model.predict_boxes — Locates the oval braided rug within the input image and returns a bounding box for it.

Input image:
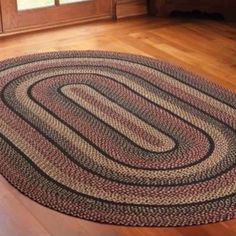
[0,51,236,227]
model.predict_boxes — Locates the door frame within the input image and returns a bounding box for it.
[0,0,112,33]
[0,1,3,33]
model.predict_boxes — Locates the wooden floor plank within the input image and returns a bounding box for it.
[0,178,51,236]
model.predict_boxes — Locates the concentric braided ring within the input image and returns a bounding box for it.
[0,51,236,226]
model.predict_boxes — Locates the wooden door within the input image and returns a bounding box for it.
[0,0,111,33]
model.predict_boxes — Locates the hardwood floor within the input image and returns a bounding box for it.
[0,16,236,236]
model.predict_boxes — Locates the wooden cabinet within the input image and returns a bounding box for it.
[227,0,236,19]
[116,0,147,19]
[151,0,236,20]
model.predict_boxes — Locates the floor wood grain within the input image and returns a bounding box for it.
[0,16,236,236]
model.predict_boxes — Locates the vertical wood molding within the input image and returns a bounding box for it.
[0,0,3,33]
[112,0,117,20]
[55,0,60,6]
